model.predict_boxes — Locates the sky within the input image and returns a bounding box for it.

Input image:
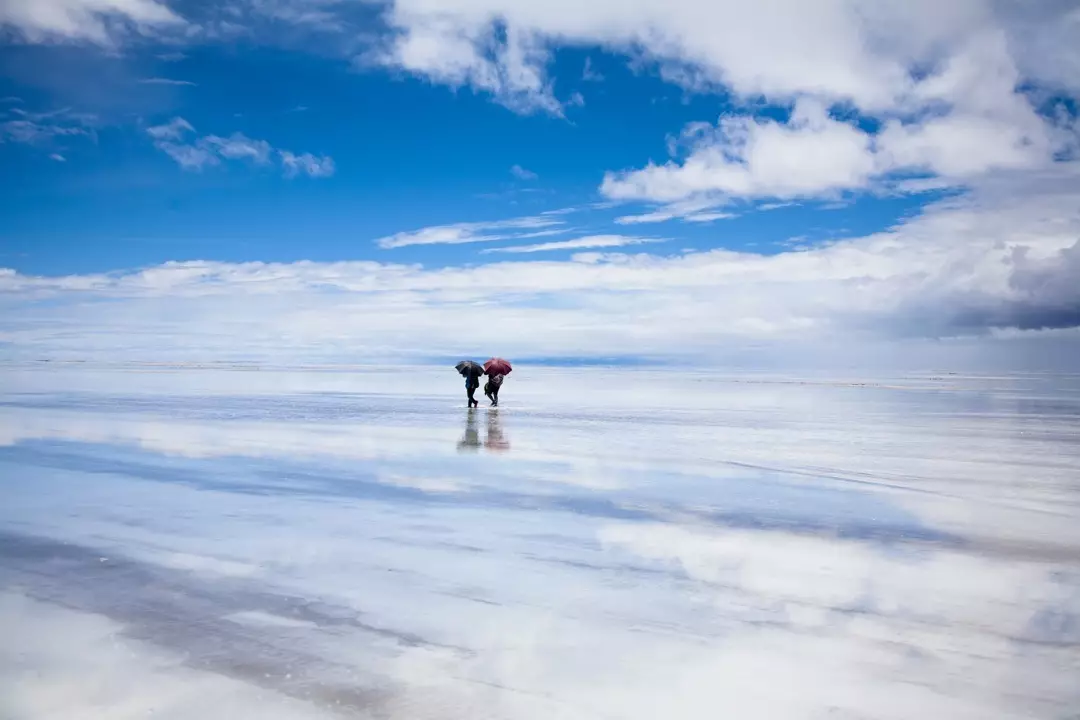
[1,0,1079,365]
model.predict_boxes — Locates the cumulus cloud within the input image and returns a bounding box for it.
[145,117,333,178]
[373,212,569,249]
[369,9,563,115]
[363,0,1079,219]
[370,1,1079,112]
[603,99,880,204]
[2,167,1079,362]
[0,0,183,45]
[601,88,1067,211]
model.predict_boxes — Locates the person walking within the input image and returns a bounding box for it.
[484,372,504,407]
[455,361,484,408]
[482,357,512,407]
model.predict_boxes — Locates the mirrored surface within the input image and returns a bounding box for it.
[2,363,1079,719]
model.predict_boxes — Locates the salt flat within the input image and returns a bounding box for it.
[1,363,1078,719]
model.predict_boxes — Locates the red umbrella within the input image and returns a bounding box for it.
[484,357,512,376]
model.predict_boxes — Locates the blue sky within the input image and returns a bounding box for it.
[0,38,940,276]
[1,0,1079,363]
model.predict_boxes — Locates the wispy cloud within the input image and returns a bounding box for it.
[582,57,603,82]
[0,106,95,150]
[280,150,335,178]
[48,153,66,162]
[145,116,192,141]
[510,164,537,181]
[483,235,663,254]
[616,198,736,225]
[616,209,735,225]
[145,117,333,178]
[137,78,197,86]
[374,213,569,249]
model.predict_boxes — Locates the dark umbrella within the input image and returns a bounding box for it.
[455,360,483,376]
[483,357,512,376]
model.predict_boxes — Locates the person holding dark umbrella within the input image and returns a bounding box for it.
[455,360,484,408]
[483,357,512,407]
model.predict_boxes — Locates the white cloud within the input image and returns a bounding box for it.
[280,150,336,178]
[0,119,87,144]
[145,118,333,178]
[366,0,1078,215]
[482,234,662,254]
[370,9,564,115]
[204,134,273,164]
[137,78,197,86]
[603,99,880,204]
[0,0,183,45]
[510,164,537,180]
[603,87,1069,210]
[2,166,1079,362]
[369,1,1077,113]
[0,107,96,159]
[581,56,603,82]
[145,116,194,141]
[374,213,568,249]
[616,198,737,225]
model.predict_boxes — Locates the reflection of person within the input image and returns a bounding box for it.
[483,372,504,407]
[484,409,510,452]
[457,409,481,452]
[463,365,483,408]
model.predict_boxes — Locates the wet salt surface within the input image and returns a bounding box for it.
[1,364,1079,719]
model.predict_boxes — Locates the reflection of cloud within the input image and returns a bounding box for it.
[585,522,1080,718]
[1,362,1077,718]
[2,365,1079,549]
[378,471,468,493]
[0,592,330,720]
[155,551,261,578]
[384,522,1080,720]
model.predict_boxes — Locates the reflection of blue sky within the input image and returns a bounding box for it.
[1,367,1079,719]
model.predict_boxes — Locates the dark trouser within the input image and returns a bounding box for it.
[484,378,501,406]
[466,383,479,407]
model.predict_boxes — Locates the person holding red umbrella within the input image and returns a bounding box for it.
[482,357,512,407]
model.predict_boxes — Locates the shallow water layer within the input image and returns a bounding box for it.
[1,363,1079,719]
